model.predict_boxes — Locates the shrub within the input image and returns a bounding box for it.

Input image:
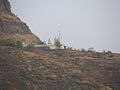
[0,39,23,48]
[15,41,23,48]
[26,44,35,49]
[37,41,44,45]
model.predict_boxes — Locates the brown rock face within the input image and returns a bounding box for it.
[0,0,11,12]
[0,0,41,44]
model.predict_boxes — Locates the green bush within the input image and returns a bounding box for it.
[26,44,35,49]
[0,39,22,48]
[37,41,44,45]
[0,39,15,46]
[15,41,23,48]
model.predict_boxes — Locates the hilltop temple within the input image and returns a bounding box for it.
[34,34,65,50]
[48,34,64,49]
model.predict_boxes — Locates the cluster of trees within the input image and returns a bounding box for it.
[0,39,23,48]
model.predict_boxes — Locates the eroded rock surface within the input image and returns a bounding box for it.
[0,0,41,44]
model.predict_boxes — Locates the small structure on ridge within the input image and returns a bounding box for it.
[48,34,65,49]
[34,34,65,50]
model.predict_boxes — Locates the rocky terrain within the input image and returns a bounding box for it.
[0,46,120,90]
[0,0,120,90]
[0,0,41,44]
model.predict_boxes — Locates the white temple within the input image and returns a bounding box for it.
[47,34,65,50]
[34,34,65,50]
[47,38,55,49]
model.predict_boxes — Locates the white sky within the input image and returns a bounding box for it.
[10,0,120,53]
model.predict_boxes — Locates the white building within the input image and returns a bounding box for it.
[54,34,64,49]
[47,34,65,50]
[34,34,65,50]
[22,42,28,48]
[47,38,55,49]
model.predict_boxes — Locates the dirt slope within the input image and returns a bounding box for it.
[0,46,120,90]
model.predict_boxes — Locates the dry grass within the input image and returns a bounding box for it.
[23,51,39,58]
[0,12,20,21]
[0,33,39,44]
[0,47,120,90]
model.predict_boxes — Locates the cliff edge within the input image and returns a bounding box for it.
[0,0,41,44]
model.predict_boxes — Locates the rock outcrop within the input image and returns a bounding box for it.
[0,0,11,12]
[0,0,41,44]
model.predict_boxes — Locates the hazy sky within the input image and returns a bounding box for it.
[10,0,120,53]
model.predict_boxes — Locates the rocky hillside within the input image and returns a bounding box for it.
[0,46,120,90]
[0,0,41,44]
[0,0,120,90]
[0,0,11,12]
